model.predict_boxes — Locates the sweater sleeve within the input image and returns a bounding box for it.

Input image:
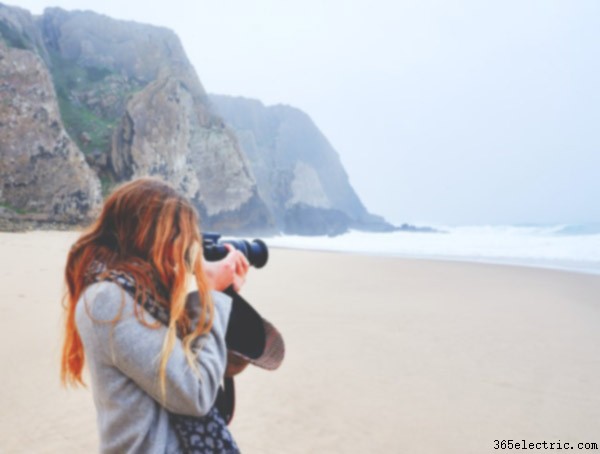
[75,281,232,417]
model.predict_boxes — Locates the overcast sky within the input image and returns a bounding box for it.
[16,0,600,226]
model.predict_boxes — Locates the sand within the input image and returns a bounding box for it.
[0,231,599,453]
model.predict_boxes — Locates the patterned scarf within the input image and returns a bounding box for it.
[89,266,241,454]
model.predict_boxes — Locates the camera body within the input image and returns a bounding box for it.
[202,232,269,268]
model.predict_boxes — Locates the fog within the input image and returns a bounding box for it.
[16,0,600,226]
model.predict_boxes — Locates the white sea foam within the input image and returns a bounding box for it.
[262,224,600,275]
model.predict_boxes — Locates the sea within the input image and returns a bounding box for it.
[263,223,600,276]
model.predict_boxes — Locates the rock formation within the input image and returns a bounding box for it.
[42,7,275,234]
[111,75,273,233]
[209,95,394,235]
[0,6,101,227]
[0,4,397,235]
[0,5,274,233]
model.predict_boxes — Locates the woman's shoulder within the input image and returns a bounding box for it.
[82,280,125,296]
[76,281,135,322]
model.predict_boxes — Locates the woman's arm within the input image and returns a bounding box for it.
[75,281,232,417]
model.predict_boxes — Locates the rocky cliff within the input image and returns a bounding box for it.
[209,95,394,235]
[0,4,394,235]
[0,5,101,227]
[41,7,274,234]
[0,5,274,233]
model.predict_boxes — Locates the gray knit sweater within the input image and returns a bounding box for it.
[75,281,232,454]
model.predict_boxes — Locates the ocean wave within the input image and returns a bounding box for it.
[263,224,600,275]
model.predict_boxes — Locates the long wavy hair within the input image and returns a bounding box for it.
[61,177,214,399]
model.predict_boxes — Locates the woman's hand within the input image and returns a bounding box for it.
[203,244,250,292]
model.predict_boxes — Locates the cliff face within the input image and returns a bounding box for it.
[111,75,273,233]
[41,7,275,234]
[40,8,193,84]
[209,95,394,235]
[0,4,389,235]
[0,6,101,226]
[0,5,274,233]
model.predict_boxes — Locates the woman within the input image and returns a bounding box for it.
[61,177,249,453]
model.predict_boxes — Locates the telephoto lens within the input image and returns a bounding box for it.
[202,233,269,268]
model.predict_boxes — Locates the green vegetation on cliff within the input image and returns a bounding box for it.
[49,51,118,155]
[0,201,28,215]
[48,51,146,196]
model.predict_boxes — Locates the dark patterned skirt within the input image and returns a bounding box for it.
[171,407,240,454]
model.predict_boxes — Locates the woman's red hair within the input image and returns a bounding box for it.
[61,177,213,399]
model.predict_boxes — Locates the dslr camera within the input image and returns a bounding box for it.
[202,232,269,268]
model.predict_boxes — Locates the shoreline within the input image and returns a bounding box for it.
[264,225,600,277]
[268,244,600,277]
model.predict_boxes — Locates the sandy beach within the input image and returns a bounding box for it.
[0,231,598,453]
